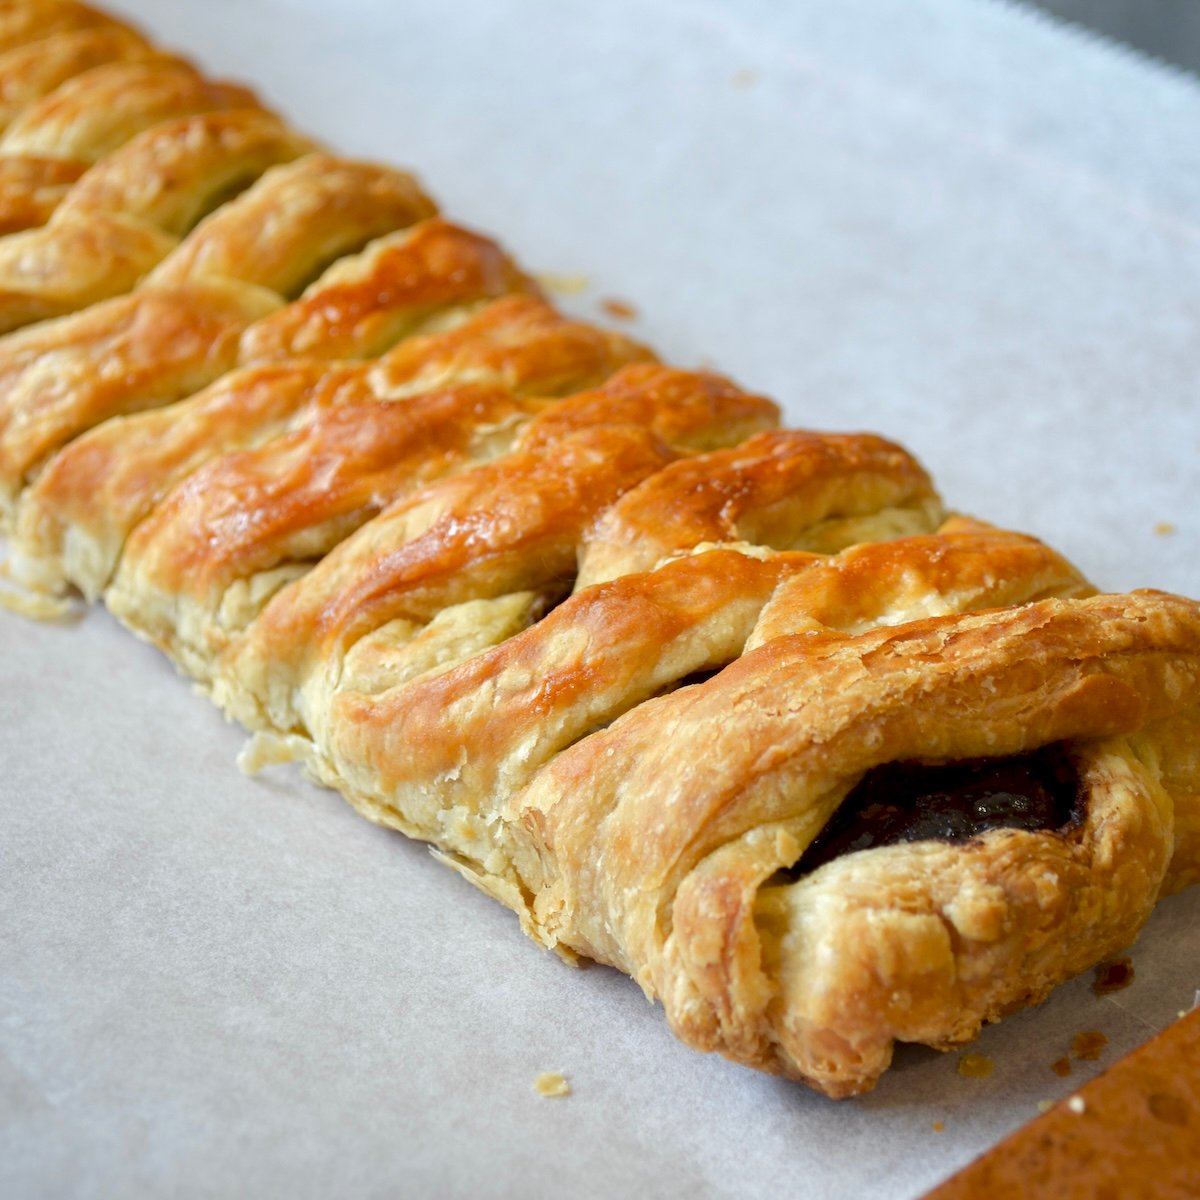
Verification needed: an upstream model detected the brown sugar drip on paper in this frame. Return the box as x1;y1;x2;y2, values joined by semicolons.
1093;957;1135;996
1070;1031;1108;1062
957;1053;993;1080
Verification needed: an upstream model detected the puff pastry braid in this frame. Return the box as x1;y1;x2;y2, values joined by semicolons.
2;2;1197;1100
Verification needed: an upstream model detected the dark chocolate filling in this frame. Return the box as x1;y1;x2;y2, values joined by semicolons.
785;742;1083;879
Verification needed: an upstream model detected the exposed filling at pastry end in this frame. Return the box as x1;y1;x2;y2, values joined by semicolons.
786;743;1084;878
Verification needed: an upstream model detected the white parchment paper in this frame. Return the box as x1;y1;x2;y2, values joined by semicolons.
2;2;1198;1197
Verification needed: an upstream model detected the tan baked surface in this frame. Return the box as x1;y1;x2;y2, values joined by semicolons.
0;0;1196;1101
923;1009;1200;1198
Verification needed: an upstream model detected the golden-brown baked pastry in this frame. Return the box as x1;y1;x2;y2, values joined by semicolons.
307;519;1089;858
0;59;259;163
59;107;318;236
0;27;158;133
9;291;615;599
0;154;86;235
507;590;1200;1095
0;59;264;249
0;154;436;525
0;2;134;58
0;277;280;527
218;492;1197;1100
238;218;540;364
109;361;738;684
2;1;1197;1104
0;64;291;329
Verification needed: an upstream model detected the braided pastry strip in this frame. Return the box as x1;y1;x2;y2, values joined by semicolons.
106;365;773;690
0;59;264;259
238;217;542;364
9;294;647;602
0;2;134;58
214;402;940;759
0;19;166;231
0;275;280;528
0;109;319;324
0;154;437;525
0;26;157;134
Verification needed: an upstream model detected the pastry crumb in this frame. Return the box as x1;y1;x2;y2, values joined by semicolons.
1051;1056;1072;1078
957;1053;994;1080
0;580;74;621
600;296;638;321
534;1071;571;1098
1037;1099;1054;1114
931;1120;945;1133
1153;521;1177;536
1067;1095;1086;1114
537;273;590;296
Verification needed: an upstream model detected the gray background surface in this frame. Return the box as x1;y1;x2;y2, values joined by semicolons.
1026;0;1200;76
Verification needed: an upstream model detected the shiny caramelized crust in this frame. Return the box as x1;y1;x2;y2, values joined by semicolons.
0;280;280;524
0;212;176;332
0;27;157;133
147;155;437;297
0;155;437;520
577;428;942;588
208;365;775;726
187;366;767;647
216;424;681;731
10;275;625;602
516;362;777;456
239;219;540;363
506;591;1200;1096
107;381;547;672
319;550;820;845
368;294;656;397
745;515;1093;646
56;109;319;238
0;155;85;233
0;113;318;330
12;361;351;599
0;59;260;162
